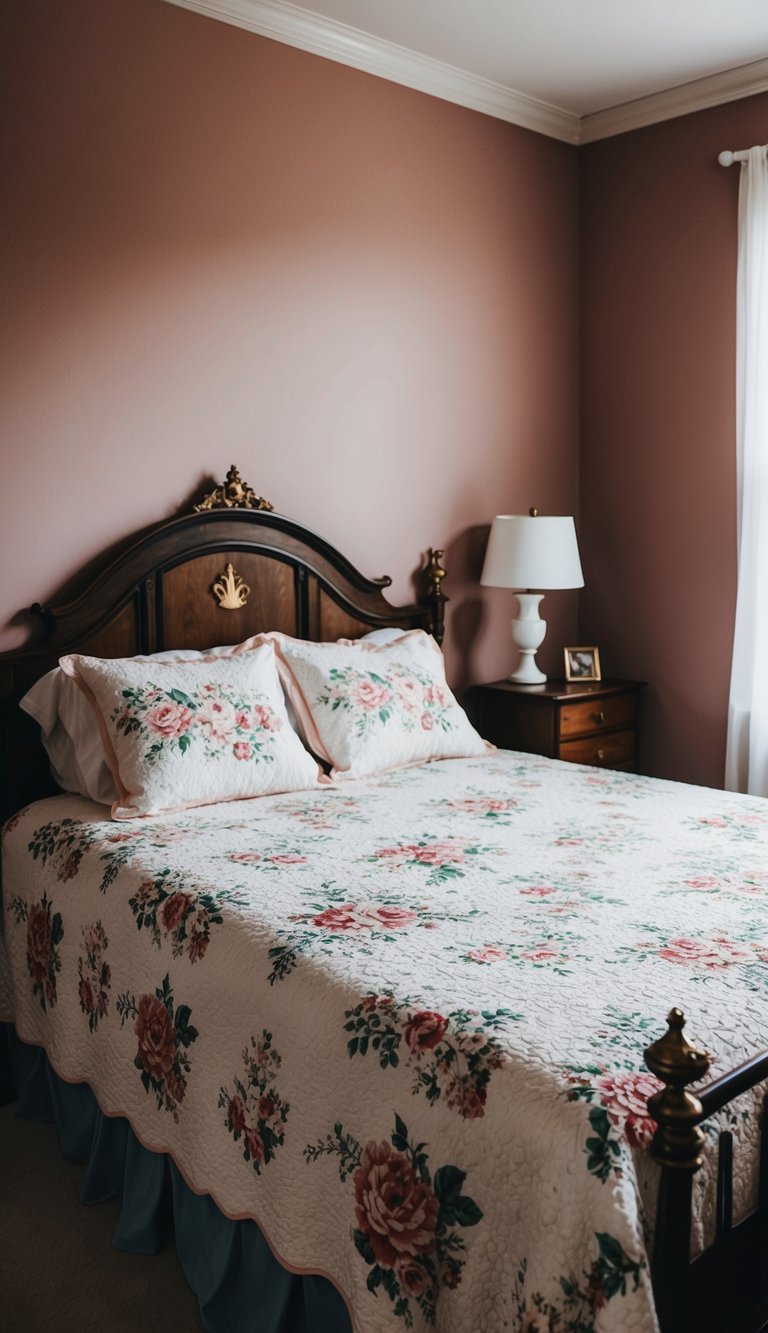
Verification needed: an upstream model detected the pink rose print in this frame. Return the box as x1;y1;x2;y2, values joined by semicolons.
466;945;508;964
659;935;751;968
594;1071;662;1150
233;741;252;760
411;843;464;866
228;1096;247;1134
313;904;370;932
198;696;237;739
420;712;434;730
267;854;307;865
519;885;555;897
188;926;209;963
307;1112;482;1323
78;977;94;1014
165;1068;187;1108
26;903;52;987
450;797;514;814
404;1011;448;1052
135;994;176;1083
313;903;418;932
424;683;447;707
442;1259;462;1289
229;851;261;863
147;701;193;740
397;1259;430;1298
161;892;193;933
457;1084;487;1120
521;946;561;963
219;1030;289;1175
393;677;420;711
244;1127;266;1163
353;1141;439;1268
235;709;251;728
354;679;390;712
366;905;418;930
253;704;281;732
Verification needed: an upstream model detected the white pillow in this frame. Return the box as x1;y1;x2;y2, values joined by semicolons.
20;630;410;803
59;644;324;819
263;629;488;779
20;645;247;804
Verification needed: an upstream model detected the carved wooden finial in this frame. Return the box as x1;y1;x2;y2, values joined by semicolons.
194;465;273;513
644;1009;710;1171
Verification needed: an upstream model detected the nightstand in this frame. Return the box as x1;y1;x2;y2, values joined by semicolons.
466;678;647;772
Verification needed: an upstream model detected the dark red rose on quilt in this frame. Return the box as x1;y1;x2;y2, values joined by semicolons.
244;1127;265;1163
587;1265;607;1313
228;1096;247;1134
26;903;52;984
165;1067;186;1107
459;1084;487;1120
396;1258;430;1298
60;851;82;881
353;1141;438;1268
404;1011;447;1052
187;930;209;963
78;978;94;1013
135;994;176;1082
442;1258;462;1290
161;892;193;933
258;1094;275;1120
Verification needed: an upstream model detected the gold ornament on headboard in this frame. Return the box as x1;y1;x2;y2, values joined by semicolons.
212;563;251;611
194;465;273;513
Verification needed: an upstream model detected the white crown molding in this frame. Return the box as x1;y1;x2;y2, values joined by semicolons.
161;0;581;143
162;0;768;146
580;57;768;144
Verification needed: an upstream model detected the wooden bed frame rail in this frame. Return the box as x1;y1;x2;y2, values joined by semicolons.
645;1009;768;1333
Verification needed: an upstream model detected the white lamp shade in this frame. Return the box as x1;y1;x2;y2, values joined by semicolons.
480;514;584;591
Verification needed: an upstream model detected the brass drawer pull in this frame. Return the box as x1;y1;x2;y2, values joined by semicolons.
594;709;606;724
597;747;606;761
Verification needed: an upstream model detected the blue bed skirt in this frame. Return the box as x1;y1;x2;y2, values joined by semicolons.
1;1024;352;1333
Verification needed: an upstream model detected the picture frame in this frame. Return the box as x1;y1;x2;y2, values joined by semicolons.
564;646;602;682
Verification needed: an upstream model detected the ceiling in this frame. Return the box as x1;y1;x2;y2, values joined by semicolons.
165;0;768;143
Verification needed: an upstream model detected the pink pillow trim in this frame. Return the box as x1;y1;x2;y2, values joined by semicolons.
59;657;133;808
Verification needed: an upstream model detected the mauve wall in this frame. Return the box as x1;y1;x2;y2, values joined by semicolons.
0;0;579;690
580;93;768;788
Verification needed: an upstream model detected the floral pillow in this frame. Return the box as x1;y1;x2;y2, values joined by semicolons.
59;644;324;819
21;643;257;805
261;630;489;779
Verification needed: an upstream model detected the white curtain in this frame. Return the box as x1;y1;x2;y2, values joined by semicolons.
725;144;768;794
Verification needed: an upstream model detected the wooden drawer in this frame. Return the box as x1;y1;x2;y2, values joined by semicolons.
559;729;635;768
559;693;636;739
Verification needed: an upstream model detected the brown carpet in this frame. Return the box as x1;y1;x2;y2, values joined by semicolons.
0;1102;200;1332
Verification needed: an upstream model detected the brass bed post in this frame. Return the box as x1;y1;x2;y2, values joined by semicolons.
426;549;448;646
644;1009;710;1333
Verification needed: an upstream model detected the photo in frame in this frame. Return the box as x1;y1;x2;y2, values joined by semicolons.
564;646;601;682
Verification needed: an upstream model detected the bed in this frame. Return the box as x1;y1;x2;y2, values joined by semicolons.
2;468;768;1333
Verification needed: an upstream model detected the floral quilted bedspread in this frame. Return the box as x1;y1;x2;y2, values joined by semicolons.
3;752;768;1333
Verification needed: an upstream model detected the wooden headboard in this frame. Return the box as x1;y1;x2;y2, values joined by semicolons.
0;468;448;822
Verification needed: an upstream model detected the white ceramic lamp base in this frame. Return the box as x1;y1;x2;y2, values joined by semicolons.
508;591;547;685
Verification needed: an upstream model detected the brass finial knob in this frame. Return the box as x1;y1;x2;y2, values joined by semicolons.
529;506;539;517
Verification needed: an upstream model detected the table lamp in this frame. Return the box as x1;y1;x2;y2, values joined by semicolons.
480;509;584;685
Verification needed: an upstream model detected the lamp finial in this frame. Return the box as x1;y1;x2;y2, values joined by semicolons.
529;506;538;517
